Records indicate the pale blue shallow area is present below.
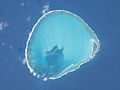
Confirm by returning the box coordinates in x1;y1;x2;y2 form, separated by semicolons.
27;11;99;80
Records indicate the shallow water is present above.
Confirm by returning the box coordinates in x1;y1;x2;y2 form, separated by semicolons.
25;10;100;81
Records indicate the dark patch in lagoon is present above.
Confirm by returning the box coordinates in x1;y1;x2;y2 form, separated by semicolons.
45;45;64;67
25;10;100;81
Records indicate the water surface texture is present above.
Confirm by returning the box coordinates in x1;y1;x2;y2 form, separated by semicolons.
25;10;100;81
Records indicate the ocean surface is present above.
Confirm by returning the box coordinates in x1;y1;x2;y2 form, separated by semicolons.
0;0;120;90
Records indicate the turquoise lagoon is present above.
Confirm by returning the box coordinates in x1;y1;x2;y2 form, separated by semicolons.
25;10;100;81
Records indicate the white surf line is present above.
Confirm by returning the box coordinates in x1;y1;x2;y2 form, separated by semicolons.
25;10;100;81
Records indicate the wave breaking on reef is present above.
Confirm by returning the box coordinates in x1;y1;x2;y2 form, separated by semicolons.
25;10;100;81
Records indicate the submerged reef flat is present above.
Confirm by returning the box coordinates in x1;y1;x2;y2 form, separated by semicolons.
25;10;100;81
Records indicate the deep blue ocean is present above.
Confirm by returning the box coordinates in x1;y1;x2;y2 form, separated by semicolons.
0;0;120;90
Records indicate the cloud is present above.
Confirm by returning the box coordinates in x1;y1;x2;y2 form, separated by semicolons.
27;16;31;22
42;2;49;14
20;2;25;7
0;21;9;31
